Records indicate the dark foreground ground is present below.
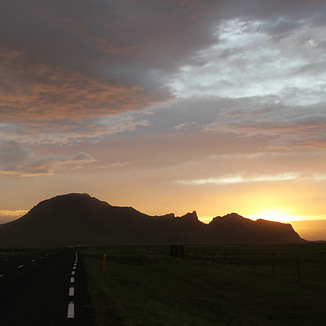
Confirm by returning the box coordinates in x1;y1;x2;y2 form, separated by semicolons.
1;243;326;325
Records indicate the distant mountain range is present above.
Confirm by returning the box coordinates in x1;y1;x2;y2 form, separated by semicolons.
0;193;305;248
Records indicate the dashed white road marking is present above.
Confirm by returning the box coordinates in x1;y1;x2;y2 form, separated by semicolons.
66;249;79;319
69;286;74;296
0;274;4;278
32;259;35;262
18;265;24;269
67;301;74;318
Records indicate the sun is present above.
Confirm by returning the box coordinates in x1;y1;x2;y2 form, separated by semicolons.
249;208;300;223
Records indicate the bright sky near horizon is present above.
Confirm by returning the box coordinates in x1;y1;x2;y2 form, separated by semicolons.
0;0;326;240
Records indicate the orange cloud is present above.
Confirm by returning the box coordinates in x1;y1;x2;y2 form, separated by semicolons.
0;48;163;123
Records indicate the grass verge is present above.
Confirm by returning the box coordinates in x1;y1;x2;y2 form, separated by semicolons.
82;245;326;326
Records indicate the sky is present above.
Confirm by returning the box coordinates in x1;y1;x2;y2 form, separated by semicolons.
0;0;326;240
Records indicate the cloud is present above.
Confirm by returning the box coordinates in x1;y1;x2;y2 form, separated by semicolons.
176;172;326;186
0;1;325;186
176;172;299;185
201;101;326;149
0;52;158;123
0;209;28;217
0;0;222;123
168;18;326;106
0;141;95;176
138;96;326;152
87;113;150;135
96;162;131;169
0;209;28;224
0;109;153;144
1;0;325;151
219;0;326;23
0;140;35;170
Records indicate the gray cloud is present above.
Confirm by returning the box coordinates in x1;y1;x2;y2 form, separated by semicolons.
0;0;223;123
220;0;326;22
0;141;34;171
169;17;326;104
1;0;325;172
0;0;325;129
0;141;95;176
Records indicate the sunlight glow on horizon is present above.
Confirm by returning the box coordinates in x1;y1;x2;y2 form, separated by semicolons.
199;209;323;225
248;208;305;223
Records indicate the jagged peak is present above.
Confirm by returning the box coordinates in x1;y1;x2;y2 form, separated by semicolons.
177;211;198;220
153;213;175;218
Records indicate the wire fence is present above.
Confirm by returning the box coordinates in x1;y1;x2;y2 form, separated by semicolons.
170;243;326;286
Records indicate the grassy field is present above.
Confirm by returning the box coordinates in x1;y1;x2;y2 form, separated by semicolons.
81;244;326;325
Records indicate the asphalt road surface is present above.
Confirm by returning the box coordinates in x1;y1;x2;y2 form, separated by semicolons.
0;247;94;325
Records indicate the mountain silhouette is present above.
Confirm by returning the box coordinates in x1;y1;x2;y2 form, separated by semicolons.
0;193;305;247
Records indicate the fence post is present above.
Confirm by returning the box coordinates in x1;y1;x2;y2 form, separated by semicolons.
102;254;106;272
296;258;300;284
217;304;221;323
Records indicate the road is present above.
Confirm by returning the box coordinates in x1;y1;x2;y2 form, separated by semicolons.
0;247;94;325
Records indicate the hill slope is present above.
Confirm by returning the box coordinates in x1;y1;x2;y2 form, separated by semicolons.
0;193;305;247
